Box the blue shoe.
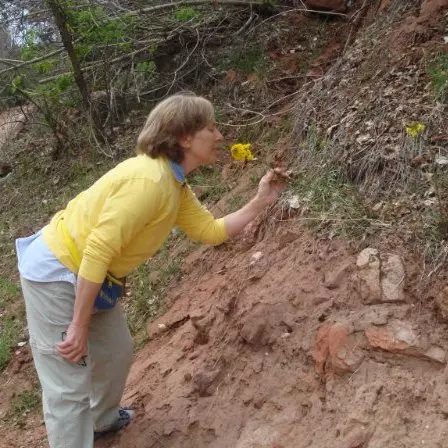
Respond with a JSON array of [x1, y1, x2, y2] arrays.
[[94, 408, 135, 439]]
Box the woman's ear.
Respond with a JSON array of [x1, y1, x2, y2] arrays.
[[178, 134, 191, 150]]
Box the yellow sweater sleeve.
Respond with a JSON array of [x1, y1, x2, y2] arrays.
[[79, 178, 163, 283], [175, 185, 228, 246]]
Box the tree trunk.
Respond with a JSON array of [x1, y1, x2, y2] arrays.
[[45, 0, 104, 141]]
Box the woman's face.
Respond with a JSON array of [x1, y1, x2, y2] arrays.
[[181, 121, 224, 165]]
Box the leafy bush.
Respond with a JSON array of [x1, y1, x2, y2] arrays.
[[174, 7, 199, 22]]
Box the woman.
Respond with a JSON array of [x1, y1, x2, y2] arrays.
[[16, 93, 284, 447]]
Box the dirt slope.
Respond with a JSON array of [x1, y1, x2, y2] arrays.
[[100, 222, 448, 448], [97, 2, 448, 447]]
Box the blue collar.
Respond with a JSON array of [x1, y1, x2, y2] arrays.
[[169, 159, 185, 183]]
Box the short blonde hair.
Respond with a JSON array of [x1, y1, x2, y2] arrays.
[[136, 93, 214, 163]]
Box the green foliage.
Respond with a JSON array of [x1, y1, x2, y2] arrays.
[[136, 61, 157, 78], [0, 277, 20, 308], [288, 169, 373, 239], [174, 7, 199, 22], [0, 316, 22, 370], [126, 239, 186, 334], [66, 4, 136, 61], [126, 231, 200, 335], [11, 75, 25, 92], [226, 47, 267, 74], [187, 166, 230, 204], [6, 389, 41, 428], [37, 60, 57, 74], [33, 74, 75, 107], [428, 54, 448, 100]]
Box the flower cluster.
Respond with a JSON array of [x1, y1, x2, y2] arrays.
[[230, 143, 254, 161], [405, 122, 426, 138]]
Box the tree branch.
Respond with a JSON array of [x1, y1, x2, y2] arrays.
[[0, 46, 65, 76], [38, 42, 159, 84], [126, 0, 264, 16]]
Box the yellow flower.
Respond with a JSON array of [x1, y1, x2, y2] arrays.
[[230, 143, 254, 161], [405, 123, 426, 138]]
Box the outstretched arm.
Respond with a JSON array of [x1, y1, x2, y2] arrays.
[[176, 169, 284, 243], [224, 170, 283, 236]]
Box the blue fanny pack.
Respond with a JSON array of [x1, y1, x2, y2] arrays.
[[95, 274, 125, 310]]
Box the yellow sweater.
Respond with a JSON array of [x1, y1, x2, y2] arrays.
[[42, 155, 228, 283]]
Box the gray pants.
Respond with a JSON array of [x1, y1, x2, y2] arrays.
[[20, 277, 133, 448]]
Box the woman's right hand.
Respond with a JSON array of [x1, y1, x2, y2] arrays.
[[57, 322, 88, 363]]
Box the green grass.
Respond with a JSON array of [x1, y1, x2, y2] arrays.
[[287, 169, 374, 239], [0, 315, 23, 370], [0, 277, 20, 308], [187, 166, 230, 204], [428, 54, 448, 100], [6, 389, 41, 428], [174, 7, 199, 22], [126, 236, 194, 335], [222, 46, 268, 75]]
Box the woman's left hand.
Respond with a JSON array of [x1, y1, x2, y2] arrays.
[[255, 169, 286, 206]]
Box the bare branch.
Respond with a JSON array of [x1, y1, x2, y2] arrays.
[[38, 42, 158, 83], [166, 27, 201, 95]]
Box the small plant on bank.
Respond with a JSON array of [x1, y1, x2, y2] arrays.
[[6, 389, 42, 428], [428, 54, 448, 100], [0, 316, 23, 371], [174, 7, 199, 22]]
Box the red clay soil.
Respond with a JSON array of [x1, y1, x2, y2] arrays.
[[94, 221, 448, 448]]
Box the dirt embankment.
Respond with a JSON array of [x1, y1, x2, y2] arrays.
[[101, 2, 448, 447], [97, 219, 448, 448]]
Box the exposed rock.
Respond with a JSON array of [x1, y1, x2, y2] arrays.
[[250, 251, 263, 265], [314, 323, 364, 375], [436, 286, 448, 320], [240, 313, 267, 346], [356, 248, 382, 303], [192, 368, 221, 396], [351, 305, 408, 332], [356, 249, 405, 303], [380, 254, 405, 303], [424, 346, 446, 364], [356, 248, 379, 269], [365, 321, 446, 364]]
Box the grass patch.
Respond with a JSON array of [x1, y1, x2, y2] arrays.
[[428, 54, 448, 100], [126, 235, 195, 335], [222, 46, 268, 75], [0, 277, 20, 308], [6, 389, 42, 428], [286, 169, 374, 239], [188, 166, 230, 204], [0, 315, 23, 370], [174, 7, 199, 22]]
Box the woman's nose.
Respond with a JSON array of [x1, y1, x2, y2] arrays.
[[215, 129, 224, 141]]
